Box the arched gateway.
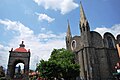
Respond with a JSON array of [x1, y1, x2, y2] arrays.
[[7, 41, 30, 79]]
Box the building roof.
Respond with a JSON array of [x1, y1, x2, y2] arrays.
[[14, 47, 27, 52], [14, 41, 28, 52]]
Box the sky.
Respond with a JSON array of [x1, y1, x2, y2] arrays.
[[0, 0, 120, 70]]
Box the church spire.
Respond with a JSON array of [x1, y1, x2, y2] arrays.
[[80, 1, 86, 23], [79, 2, 90, 32], [66, 20, 72, 50], [66, 20, 72, 38]]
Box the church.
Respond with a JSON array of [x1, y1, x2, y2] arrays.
[[66, 2, 120, 80]]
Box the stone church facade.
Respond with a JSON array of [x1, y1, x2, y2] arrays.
[[66, 3, 120, 80]]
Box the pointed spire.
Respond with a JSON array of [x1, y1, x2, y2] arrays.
[[66, 20, 72, 50], [80, 1, 86, 23], [79, 2, 90, 32], [66, 20, 72, 38]]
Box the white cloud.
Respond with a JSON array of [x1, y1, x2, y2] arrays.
[[36, 13, 55, 23], [0, 19, 65, 70], [0, 44, 9, 68], [34, 0, 79, 15], [41, 27, 46, 31], [94, 24, 120, 37]]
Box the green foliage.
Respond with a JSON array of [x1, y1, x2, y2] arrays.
[[37, 60, 61, 79], [37, 48, 80, 80]]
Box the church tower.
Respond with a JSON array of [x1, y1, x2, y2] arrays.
[[79, 3, 93, 80], [66, 20, 72, 50], [79, 2, 91, 47], [79, 2, 90, 33], [66, 2, 120, 80]]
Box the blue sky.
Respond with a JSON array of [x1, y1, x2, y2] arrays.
[[0, 0, 120, 70]]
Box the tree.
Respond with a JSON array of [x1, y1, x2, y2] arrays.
[[37, 60, 61, 80], [50, 48, 80, 80], [0, 66, 5, 78], [37, 48, 80, 80]]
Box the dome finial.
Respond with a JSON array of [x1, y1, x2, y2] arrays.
[[20, 41, 25, 47], [22, 41, 24, 44]]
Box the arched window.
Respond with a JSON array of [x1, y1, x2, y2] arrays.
[[107, 36, 114, 48], [82, 23, 85, 31], [83, 26, 85, 31], [86, 21, 89, 31], [80, 27, 82, 33]]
